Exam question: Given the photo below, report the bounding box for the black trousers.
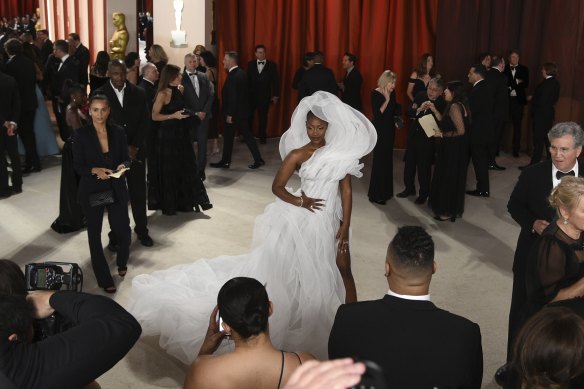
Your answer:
[249,98,270,141]
[221,118,262,163]
[18,109,40,168]
[82,198,131,288]
[530,115,552,164]
[403,128,434,198]
[507,268,527,361]
[470,143,490,192]
[126,157,148,235]
[0,132,22,192]
[488,118,504,165]
[509,98,524,154]
[52,98,70,142]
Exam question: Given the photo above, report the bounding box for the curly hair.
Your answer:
[388,226,434,272]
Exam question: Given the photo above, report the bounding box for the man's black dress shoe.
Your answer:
[248,159,265,169]
[466,189,490,197]
[22,165,42,174]
[0,191,11,199]
[369,198,387,205]
[494,363,508,387]
[210,161,230,168]
[414,196,427,204]
[138,233,154,247]
[489,164,506,171]
[10,186,22,194]
[396,189,415,198]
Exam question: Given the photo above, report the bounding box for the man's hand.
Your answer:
[26,291,56,319]
[226,115,233,124]
[196,112,207,120]
[532,219,550,235]
[128,145,138,160]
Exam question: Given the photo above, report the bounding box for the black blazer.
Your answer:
[4,54,38,112]
[0,71,20,124]
[468,79,494,145]
[329,295,483,389]
[72,123,130,206]
[341,67,363,110]
[247,59,280,103]
[40,38,53,65]
[532,76,560,121]
[182,71,214,116]
[507,160,583,272]
[486,68,509,121]
[94,80,149,149]
[137,79,157,113]
[504,64,529,105]
[44,55,79,100]
[298,64,339,100]
[222,66,249,121]
[72,43,90,86]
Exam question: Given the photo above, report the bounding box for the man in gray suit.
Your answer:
[182,53,214,180]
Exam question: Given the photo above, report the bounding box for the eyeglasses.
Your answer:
[549,146,574,155]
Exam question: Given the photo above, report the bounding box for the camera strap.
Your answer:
[0,370,18,389]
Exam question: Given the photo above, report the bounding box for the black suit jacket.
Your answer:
[137,79,157,113]
[182,71,214,116]
[0,71,20,125]
[0,292,141,389]
[40,38,53,65]
[341,67,363,110]
[72,123,130,206]
[507,160,582,272]
[532,76,560,121]
[504,64,529,105]
[44,55,79,100]
[329,295,483,389]
[222,67,249,121]
[94,81,149,149]
[72,43,90,86]
[247,59,280,103]
[468,79,494,145]
[486,68,509,121]
[4,54,38,112]
[298,64,339,100]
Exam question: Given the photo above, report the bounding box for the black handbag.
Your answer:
[88,189,115,207]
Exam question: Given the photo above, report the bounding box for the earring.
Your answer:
[563,218,569,225]
[384,272,389,277]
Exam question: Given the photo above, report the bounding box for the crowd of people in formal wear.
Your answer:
[1,15,583,388]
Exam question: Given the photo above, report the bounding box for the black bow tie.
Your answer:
[510,65,517,69]
[556,170,575,180]
[188,72,196,76]
[258,61,265,65]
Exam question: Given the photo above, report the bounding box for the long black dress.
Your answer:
[429,103,469,217]
[148,85,212,215]
[368,89,396,203]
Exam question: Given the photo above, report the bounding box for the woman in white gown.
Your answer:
[131,91,377,363]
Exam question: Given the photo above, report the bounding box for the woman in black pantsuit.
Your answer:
[73,95,131,293]
[368,70,398,205]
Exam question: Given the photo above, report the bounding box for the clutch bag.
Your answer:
[89,189,115,207]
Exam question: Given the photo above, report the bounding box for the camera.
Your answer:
[24,262,83,340]
[25,262,83,291]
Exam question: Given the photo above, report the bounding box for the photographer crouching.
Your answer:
[0,259,141,389]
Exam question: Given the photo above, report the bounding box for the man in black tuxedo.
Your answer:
[397,78,445,204]
[43,39,78,141]
[467,64,494,197]
[37,29,53,66]
[501,122,584,383]
[486,55,509,171]
[247,44,280,144]
[504,50,529,157]
[298,51,338,100]
[211,51,264,169]
[528,62,561,166]
[183,53,214,180]
[339,52,362,111]
[67,33,90,87]
[0,69,21,198]
[137,62,159,112]
[329,226,483,388]
[3,38,40,174]
[94,60,153,247]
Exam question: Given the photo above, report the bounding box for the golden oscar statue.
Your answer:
[109,12,128,60]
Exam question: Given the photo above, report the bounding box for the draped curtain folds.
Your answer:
[0,0,38,19]
[218,0,438,146]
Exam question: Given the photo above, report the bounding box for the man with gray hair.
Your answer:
[500,121,584,384]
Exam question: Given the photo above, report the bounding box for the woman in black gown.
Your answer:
[406,53,438,102]
[429,81,469,221]
[150,64,212,215]
[368,70,398,205]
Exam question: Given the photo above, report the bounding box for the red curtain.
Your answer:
[217,0,438,147]
[435,0,584,129]
[0,0,38,19]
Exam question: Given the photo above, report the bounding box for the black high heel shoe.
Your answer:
[434,215,456,222]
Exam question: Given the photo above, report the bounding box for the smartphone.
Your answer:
[216,311,226,333]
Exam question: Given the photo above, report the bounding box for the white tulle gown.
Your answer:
[130,92,377,364]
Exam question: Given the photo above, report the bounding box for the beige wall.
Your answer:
[153,0,208,67]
